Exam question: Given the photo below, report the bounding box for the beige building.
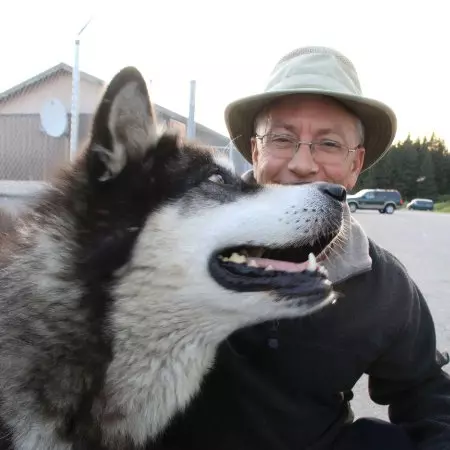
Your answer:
[0,63,233,181]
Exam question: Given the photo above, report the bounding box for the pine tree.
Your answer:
[351,133,450,199]
[416,149,438,199]
[428,135,448,196]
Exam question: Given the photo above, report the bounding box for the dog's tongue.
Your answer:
[248,257,309,272]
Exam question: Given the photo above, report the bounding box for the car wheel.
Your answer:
[384,204,395,214]
[378,209,385,214]
[348,203,357,213]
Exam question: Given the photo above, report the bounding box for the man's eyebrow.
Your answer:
[313,127,344,138]
[268,122,297,134]
[269,122,346,138]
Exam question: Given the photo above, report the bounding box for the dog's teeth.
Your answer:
[228,252,247,264]
[318,265,328,276]
[248,260,259,268]
[307,253,317,271]
[265,265,274,271]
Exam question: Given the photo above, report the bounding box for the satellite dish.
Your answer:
[40,98,68,138]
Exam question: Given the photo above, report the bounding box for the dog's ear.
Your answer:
[88,66,157,181]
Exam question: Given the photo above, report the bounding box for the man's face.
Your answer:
[251,95,365,190]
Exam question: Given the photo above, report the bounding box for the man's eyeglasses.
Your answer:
[254,133,361,164]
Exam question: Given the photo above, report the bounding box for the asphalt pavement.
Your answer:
[349,209,450,419]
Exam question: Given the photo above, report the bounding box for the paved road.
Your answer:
[349,209,450,419]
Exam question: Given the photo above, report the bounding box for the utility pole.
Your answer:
[69,17,94,162]
[186,80,196,139]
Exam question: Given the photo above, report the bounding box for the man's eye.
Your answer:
[208,174,225,184]
[273,136,293,143]
[321,140,341,148]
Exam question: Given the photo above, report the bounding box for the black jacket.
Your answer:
[156,239,450,450]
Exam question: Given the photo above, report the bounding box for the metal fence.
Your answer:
[0,65,96,182]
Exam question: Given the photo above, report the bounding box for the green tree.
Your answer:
[397,140,419,200]
[416,149,438,199]
[428,135,448,196]
[351,133,450,199]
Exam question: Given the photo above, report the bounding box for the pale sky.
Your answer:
[1,0,449,145]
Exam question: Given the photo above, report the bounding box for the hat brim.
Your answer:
[224,89,397,173]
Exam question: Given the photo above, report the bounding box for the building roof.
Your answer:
[0,63,230,146]
[0,63,103,103]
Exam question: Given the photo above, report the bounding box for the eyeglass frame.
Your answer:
[254,133,362,162]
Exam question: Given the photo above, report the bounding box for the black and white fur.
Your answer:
[0,67,343,449]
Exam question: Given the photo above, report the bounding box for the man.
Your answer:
[156,47,450,450]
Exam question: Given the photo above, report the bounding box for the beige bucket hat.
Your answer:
[224,46,397,172]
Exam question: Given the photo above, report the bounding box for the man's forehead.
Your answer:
[258,95,359,134]
[267,95,351,117]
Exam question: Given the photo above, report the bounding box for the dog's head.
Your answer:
[46,67,345,329]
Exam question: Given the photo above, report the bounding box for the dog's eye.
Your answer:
[208,174,225,184]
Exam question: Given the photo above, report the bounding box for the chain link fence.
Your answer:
[0,65,75,181]
[0,63,104,182]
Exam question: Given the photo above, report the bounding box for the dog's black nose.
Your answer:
[319,183,347,202]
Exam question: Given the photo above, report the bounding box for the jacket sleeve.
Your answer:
[367,255,450,449]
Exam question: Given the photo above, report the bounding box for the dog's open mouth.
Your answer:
[209,237,336,303]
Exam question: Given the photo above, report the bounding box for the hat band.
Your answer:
[265,73,362,97]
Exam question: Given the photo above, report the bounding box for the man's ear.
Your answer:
[87,66,157,182]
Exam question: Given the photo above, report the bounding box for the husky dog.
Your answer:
[0,67,345,449]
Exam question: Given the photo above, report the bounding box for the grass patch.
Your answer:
[435,201,450,213]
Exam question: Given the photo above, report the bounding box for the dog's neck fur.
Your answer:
[241,169,372,284]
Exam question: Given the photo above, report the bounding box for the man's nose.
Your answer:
[287,145,319,177]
